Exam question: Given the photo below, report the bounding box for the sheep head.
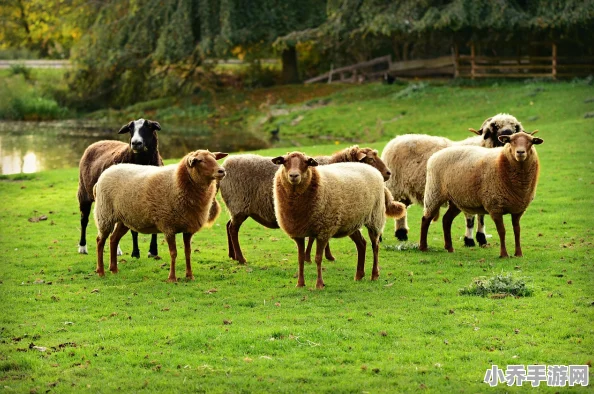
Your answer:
[186,150,228,181]
[272,152,318,186]
[473,114,525,148]
[118,118,161,153]
[498,131,543,162]
[357,147,392,181]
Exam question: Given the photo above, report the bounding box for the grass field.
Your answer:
[1,82,593,392]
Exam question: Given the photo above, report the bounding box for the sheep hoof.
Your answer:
[514,253,523,258]
[354,272,365,281]
[419,245,428,252]
[296,282,305,288]
[315,281,325,289]
[78,245,88,254]
[476,233,488,246]
[131,251,140,259]
[147,253,161,259]
[109,267,118,274]
[304,257,312,263]
[395,229,408,241]
[167,277,178,283]
[325,255,336,262]
[96,270,105,277]
[185,275,195,281]
[371,274,379,281]
[464,237,476,247]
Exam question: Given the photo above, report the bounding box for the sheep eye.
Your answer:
[515,125,520,133]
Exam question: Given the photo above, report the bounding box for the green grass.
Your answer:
[1,82,593,392]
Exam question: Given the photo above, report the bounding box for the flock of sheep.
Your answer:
[77,114,543,287]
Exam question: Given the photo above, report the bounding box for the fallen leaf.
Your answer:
[91,289,99,293]
[223,319,232,325]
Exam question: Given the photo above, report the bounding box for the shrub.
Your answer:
[459,273,533,297]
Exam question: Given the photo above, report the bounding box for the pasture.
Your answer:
[0,82,593,392]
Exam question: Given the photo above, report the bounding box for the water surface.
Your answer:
[0,122,267,175]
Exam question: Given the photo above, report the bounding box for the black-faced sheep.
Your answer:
[272,152,405,289]
[381,113,524,246]
[420,131,543,257]
[77,118,163,258]
[93,150,228,282]
[220,146,392,264]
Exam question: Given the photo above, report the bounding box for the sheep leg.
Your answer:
[511,213,523,257]
[182,232,194,280]
[305,238,314,262]
[476,215,488,246]
[148,234,159,258]
[490,213,509,258]
[419,209,439,252]
[109,222,129,273]
[131,231,140,258]
[226,221,235,260]
[463,214,476,247]
[294,237,306,287]
[165,234,178,282]
[443,203,461,252]
[367,228,381,280]
[394,211,409,241]
[78,201,92,254]
[349,230,367,280]
[228,215,247,264]
[314,239,328,289]
[96,232,108,277]
[324,244,335,261]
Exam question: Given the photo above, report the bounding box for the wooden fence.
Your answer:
[305,43,593,84]
[454,43,594,79]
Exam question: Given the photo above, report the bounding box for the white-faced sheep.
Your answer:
[272,152,405,289]
[220,146,392,264]
[381,113,524,246]
[78,118,163,258]
[420,131,543,257]
[93,150,227,282]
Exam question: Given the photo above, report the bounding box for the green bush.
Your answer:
[0,74,70,120]
[459,273,533,297]
[8,64,32,80]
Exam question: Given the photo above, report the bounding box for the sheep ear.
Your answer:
[147,120,161,131]
[271,156,285,165]
[373,149,378,155]
[118,121,134,134]
[356,151,367,161]
[187,157,198,167]
[498,135,511,145]
[213,152,228,160]
[306,157,319,167]
[468,128,481,135]
[532,137,543,145]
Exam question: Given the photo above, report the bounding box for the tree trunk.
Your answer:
[281,46,300,84]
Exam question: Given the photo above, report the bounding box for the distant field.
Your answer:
[0,82,593,392]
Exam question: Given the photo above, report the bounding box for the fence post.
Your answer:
[452,44,459,78]
[470,43,476,80]
[327,64,334,83]
[552,43,557,80]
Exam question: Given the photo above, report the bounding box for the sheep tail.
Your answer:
[384,187,406,219]
[205,198,221,227]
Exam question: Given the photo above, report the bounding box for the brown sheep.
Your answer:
[272,152,405,289]
[77,118,162,258]
[220,146,392,264]
[420,131,543,257]
[93,150,227,282]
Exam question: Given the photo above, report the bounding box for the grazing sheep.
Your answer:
[220,146,392,264]
[381,113,524,246]
[420,131,543,257]
[272,152,405,289]
[77,119,163,258]
[93,150,228,282]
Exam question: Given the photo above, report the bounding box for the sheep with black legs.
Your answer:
[77,118,163,258]
[272,152,405,289]
[419,131,542,257]
[93,150,227,282]
[220,146,392,264]
[381,113,524,246]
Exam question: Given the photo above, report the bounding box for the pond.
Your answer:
[0,121,268,175]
